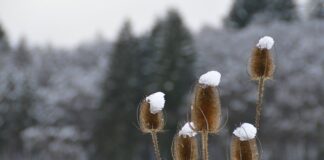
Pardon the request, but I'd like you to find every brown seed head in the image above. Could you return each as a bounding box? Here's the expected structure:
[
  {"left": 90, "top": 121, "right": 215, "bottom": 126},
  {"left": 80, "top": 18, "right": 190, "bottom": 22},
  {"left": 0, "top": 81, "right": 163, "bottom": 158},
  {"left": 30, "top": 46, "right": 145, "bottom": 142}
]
[
  {"left": 249, "top": 47, "right": 275, "bottom": 80},
  {"left": 191, "top": 84, "right": 221, "bottom": 133},
  {"left": 173, "top": 135, "right": 198, "bottom": 160},
  {"left": 231, "top": 136, "right": 259, "bottom": 160},
  {"left": 139, "top": 100, "right": 164, "bottom": 133}
]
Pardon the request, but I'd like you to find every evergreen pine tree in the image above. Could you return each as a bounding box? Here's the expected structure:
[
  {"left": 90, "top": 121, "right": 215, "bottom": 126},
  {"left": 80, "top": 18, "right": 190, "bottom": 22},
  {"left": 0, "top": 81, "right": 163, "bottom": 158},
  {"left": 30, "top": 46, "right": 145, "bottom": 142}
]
[
  {"left": 14, "top": 38, "right": 31, "bottom": 67},
  {"left": 0, "top": 71, "right": 35, "bottom": 155},
  {"left": 225, "top": 0, "right": 267, "bottom": 28},
  {"left": 151, "top": 9, "right": 196, "bottom": 158},
  {"left": 225, "top": 0, "right": 298, "bottom": 29},
  {"left": 93, "top": 10, "right": 196, "bottom": 159},
  {"left": 265, "top": 0, "right": 298, "bottom": 21},
  {"left": 154, "top": 9, "right": 196, "bottom": 116},
  {"left": 0, "top": 23, "right": 10, "bottom": 52},
  {"left": 93, "top": 21, "right": 150, "bottom": 160}
]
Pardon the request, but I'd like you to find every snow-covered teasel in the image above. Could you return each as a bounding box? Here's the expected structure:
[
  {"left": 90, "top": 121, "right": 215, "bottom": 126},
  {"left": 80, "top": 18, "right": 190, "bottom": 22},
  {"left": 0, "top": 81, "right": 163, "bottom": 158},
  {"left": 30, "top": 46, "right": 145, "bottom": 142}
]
[
  {"left": 146, "top": 92, "right": 165, "bottom": 114},
  {"left": 233, "top": 123, "right": 257, "bottom": 141},
  {"left": 173, "top": 122, "right": 198, "bottom": 160},
  {"left": 198, "top": 71, "right": 221, "bottom": 87},
  {"left": 178, "top": 122, "right": 197, "bottom": 137},
  {"left": 256, "top": 36, "right": 274, "bottom": 50},
  {"left": 140, "top": 92, "right": 165, "bottom": 160}
]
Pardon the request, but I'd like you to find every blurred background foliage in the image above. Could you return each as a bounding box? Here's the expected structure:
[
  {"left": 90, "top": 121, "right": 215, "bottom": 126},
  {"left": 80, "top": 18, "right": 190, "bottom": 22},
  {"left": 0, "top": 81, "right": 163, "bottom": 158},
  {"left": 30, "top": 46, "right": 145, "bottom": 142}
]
[{"left": 0, "top": 0, "right": 323, "bottom": 159}]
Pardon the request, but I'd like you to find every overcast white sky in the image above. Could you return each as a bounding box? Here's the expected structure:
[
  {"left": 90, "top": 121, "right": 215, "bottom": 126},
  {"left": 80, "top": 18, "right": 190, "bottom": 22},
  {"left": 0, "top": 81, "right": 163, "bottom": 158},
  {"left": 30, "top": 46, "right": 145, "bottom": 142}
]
[{"left": 0, "top": 0, "right": 234, "bottom": 48}]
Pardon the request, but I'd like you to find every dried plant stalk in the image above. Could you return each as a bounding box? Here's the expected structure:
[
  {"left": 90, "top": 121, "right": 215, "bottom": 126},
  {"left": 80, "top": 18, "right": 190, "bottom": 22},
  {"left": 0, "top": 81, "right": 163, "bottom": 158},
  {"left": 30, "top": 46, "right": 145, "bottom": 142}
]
[
  {"left": 192, "top": 83, "right": 221, "bottom": 160},
  {"left": 201, "top": 131, "right": 209, "bottom": 160},
  {"left": 255, "top": 77, "right": 265, "bottom": 128},
  {"left": 151, "top": 132, "right": 162, "bottom": 160},
  {"left": 231, "top": 136, "right": 259, "bottom": 160},
  {"left": 249, "top": 47, "right": 275, "bottom": 128},
  {"left": 173, "top": 136, "right": 198, "bottom": 160},
  {"left": 139, "top": 100, "right": 164, "bottom": 160}
]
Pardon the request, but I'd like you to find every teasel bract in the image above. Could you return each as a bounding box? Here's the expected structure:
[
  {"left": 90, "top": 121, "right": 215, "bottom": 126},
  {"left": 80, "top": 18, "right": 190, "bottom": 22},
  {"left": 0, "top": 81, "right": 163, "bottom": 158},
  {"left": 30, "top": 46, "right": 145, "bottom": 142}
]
[
  {"left": 191, "top": 71, "right": 222, "bottom": 160},
  {"left": 231, "top": 123, "right": 258, "bottom": 160},
  {"left": 172, "top": 122, "right": 198, "bottom": 160},
  {"left": 139, "top": 92, "right": 165, "bottom": 160},
  {"left": 249, "top": 36, "right": 275, "bottom": 128}
]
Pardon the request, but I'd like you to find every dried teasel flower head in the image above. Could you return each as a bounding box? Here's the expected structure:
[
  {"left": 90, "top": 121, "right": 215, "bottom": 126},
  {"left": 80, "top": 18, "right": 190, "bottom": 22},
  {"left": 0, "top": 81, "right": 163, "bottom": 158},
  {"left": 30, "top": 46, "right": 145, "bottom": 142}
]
[
  {"left": 231, "top": 123, "right": 259, "bottom": 160},
  {"left": 173, "top": 122, "right": 198, "bottom": 160},
  {"left": 249, "top": 36, "right": 275, "bottom": 80},
  {"left": 139, "top": 92, "right": 165, "bottom": 133},
  {"left": 191, "top": 71, "right": 222, "bottom": 133}
]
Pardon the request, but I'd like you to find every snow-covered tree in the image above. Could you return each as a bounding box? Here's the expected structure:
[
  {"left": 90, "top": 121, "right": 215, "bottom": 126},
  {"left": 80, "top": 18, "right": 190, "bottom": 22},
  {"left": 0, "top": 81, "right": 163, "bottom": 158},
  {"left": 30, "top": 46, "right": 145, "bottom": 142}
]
[
  {"left": 0, "top": 23, "right": 10, "bottom": 53},
  {"left": 153, "top": 9, "right": 196, "bottom": 116},
  {"left": 225, "top": 0, "right": 298, "bottom": 28},
  {"left": 148, "top": 9, "right": 197, "bottom": 158},
  {"left": 263, "top": 0, "right": 298, "bottom": 22},
  {"left": 224, "top": 0, "right": 267, "bottom": 28},
  {"left": 93, "top": 21, "right": 147, "bottom": 160},
  {"left": 13, "top": 38, "right": 31, "bottom": 67},
  {"left": 0, "top": 58, "right": 35, "bottom": 157}
]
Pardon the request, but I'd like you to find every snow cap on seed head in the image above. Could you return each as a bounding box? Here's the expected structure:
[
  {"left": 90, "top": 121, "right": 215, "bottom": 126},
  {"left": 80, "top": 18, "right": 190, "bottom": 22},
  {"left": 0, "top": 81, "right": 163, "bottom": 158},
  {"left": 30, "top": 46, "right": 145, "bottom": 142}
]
[
  {"left": 199, "top": 71, "right": 221, "bottom": 87},
  {"left": 256, "top": 36, "right": 274, "bottom": 50},
  {"left": 178, "top": 122, "right": 197, "bottom": 137},
  {"left": 233, "top": 123, "right": 257, "bottom": 141},
  {"left": 145, "top": 92, "right": 165, "bottom": 114}
]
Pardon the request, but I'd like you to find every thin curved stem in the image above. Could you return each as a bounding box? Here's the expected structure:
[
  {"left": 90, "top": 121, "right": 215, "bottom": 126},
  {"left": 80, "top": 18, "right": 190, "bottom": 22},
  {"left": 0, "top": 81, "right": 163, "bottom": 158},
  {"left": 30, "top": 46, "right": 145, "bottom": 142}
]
[
  {"left": 255, "top": 77, "right": 265, "bottom": 129},
  {"left": 201, "top": 131, "right": 209, "bottom": 160},
  {"left": 151, "top": 131, "right": 161, "bottom": 160}
]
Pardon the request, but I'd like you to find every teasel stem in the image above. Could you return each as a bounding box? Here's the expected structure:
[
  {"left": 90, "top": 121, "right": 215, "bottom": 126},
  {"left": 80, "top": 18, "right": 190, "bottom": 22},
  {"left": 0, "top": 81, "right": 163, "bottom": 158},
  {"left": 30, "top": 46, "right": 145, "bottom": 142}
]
[
  {"left": 202, "top": 130, "right": 209, "bottom": 160},
  {"left": 255, "top": 76, "right": 265, "bottom": 129},
  {"left": 151, "top": 131, "right": 161, "bottom": 160},
  {"left": 138, "top": 92, "right": 165, "bottom": 160}
]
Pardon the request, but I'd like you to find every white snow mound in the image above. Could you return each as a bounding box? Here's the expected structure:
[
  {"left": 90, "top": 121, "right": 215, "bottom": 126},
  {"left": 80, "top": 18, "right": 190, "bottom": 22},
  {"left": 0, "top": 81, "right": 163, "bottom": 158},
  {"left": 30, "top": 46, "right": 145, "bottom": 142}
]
[
  {"left": 233, "top": 123, "right": 257, "bottom": 141},
  {"left": 179, "top": 122, "right": 197, "bottom": 137},
  {"left": 146, "top": 92, "right": 165, "bottom": 114},
  {"left": 199, "top": 71, "right": 221, "bottom": 86},
  {"left": 256, "top": 36, "right": 274, "bottom": 49}
]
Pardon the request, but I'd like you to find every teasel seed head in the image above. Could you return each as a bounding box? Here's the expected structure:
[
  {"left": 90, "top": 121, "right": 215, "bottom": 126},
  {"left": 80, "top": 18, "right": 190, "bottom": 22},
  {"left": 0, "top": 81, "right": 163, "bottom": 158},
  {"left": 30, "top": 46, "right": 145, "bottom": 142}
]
[
  {"left": 231, "top": 123, "right": 259, "bottom": 160},
  {"left": 191, "top": 71, "right": 222, "bottom": 133},
  {"left": 173, "top": 122, "right": 198, "bottom": 160},
  {"left": 249, "top": 36, "right": 275, "bottom": 80},
  {"left": 139, "top": 92, "right": 165, "bottom": 133}
]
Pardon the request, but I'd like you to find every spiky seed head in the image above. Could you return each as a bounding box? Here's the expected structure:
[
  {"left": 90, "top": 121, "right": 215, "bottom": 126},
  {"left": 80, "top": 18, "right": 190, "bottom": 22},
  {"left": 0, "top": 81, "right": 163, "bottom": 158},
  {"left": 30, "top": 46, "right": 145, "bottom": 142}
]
[
  {"left": 191, "top": 83, "right": 221, "bottom": 133},
  {"left": 173, "top": 126, "right": 198, "bottom": 160},
  {"left": 231, "top": 137, "right": 259, "bottom": 160},
  {"left": 231, "top": 123, "right": 258, "bottom": 160},
  {"left": 139, "top": 92, "right": 165, "bottom": 133},
  {"left": 249, "top": 36, "right": 275, "bottom": 80}
]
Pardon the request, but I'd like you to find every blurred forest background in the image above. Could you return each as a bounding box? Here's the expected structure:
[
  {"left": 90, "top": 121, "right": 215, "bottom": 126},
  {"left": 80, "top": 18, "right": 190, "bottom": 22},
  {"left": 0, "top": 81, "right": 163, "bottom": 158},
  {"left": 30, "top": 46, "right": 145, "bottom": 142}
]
[{"left": 0, "top": 0, "right": 324, "bottom": 159}]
